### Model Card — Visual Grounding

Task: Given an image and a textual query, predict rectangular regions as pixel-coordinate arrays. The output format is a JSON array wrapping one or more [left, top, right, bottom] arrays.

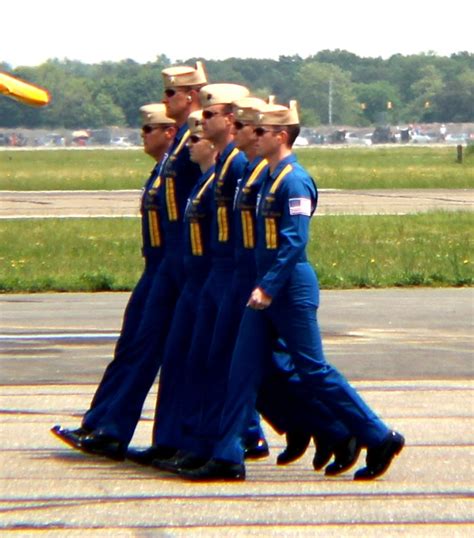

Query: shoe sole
[[245, 450, 270, 460], [81, 445, 126, 461], [182, 473, 246, 482], [325, 445, 362, 476], [50, 427, 83, 451], [354, 436, 405, 481], [312, 451, 333, 471]]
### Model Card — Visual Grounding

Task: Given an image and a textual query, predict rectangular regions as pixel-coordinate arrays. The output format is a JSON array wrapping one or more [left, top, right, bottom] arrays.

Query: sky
[[2, 0, 473, 68]]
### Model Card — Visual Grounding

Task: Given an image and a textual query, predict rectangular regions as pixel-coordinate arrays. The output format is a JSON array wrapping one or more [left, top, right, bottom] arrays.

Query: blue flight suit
[[195, 157, 350, 448], [185, 157, 269, 451], [152, 166, 215, 449], [84, 125, 202, 445], [83, 159, 166, 431], [213, 154, 390, 465], [178, 142, 262, 455]]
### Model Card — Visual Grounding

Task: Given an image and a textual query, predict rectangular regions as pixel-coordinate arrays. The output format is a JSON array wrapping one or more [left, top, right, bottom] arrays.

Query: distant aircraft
[[0, 71, 50, 107]]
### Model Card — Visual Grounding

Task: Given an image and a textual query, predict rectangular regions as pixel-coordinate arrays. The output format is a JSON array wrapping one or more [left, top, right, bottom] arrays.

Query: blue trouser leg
[[268, 264, 388, 448], [84, 252, 185, 445], [152, 274, 206, 449], [257, 351, 351, 443], [187, 270, 266, 453], [83, 258, 160, 430], [178, 267, 232, 455], [214, 264, 389, 464], [213, 307, 270, 464]]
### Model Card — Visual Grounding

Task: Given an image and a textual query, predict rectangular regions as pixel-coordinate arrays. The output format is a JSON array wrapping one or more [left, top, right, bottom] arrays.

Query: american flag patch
[[289, 197, 311, 216]]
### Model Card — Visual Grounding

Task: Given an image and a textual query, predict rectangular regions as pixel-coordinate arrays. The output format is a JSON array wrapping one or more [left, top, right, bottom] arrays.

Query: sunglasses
[[202, 109, 226, 120], [189, 135, 201, 144], [254, 127, 282, 137], [164, 88, 182, 98], [233, 121, 248, 130], [142, 124, 163, 134]]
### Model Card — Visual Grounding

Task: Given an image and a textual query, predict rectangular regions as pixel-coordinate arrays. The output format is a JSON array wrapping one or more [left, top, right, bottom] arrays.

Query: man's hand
[[247, 287, 272, 310]]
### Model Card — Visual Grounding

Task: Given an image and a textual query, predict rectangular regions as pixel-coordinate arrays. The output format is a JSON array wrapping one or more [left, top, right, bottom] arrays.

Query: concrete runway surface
[[0, 289, 473, 536], [1, 189, 473, 218]]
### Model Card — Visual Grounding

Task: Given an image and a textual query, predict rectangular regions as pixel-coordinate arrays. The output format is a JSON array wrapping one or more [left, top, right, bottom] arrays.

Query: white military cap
[[256, 100, 299, 126], [232, 96, 273, 123], [187, 110, 204, 135], [162, 61, 207, 88], [200, 83, 249, 107], [139, 103, 175, 125]]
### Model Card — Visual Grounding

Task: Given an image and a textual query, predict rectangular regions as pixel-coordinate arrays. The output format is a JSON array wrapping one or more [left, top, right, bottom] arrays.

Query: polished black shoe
[[354, 430, 405, 481], [277, 431, 311, 465], [80, 432, 126, 461], [325, 436, 361, 476], [50, 425, 90, 450], [155, 451, 208, 473], [244, 437, 270, 460], [179, 458, 246, 482], [312, 437, 334, 471], [127, 446, 170, 466], [129, 444, 177, 465]]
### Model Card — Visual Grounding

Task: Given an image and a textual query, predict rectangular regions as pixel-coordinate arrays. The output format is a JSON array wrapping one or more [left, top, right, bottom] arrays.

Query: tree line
[[1, 50, 472, 129]]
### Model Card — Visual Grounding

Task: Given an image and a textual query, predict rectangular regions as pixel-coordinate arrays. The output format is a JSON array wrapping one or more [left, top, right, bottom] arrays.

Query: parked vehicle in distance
[[346, 132, 372, 146], [445, 133, 470, 144], [110, 136, 133, 147], [409, 132, 433, 143], [294, 135, 309, 147], [371, 126, 397, 144]]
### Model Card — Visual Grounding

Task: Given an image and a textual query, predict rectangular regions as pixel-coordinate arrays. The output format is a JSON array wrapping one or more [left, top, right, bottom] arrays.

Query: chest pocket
[[262, 164, 292, 250]]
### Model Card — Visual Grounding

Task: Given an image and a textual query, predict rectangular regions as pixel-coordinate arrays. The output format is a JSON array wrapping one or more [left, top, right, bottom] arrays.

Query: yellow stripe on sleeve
[[148, 211, 161, 247], [218, 206, 229, 242], [166, 178, 178, 221], [265, 218, 278, 249]]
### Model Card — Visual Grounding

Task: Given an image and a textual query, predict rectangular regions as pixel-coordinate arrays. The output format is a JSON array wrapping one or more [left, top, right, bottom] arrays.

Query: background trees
[[1, 51, 472, 128]]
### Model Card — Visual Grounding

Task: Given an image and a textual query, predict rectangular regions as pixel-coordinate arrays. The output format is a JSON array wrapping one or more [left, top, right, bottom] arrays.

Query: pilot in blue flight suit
[[51, 103, 177, 455], [128, 111, 217, 465], [182, 101, 405, 482], [52, 64, 208, 460], [149, 84, 270, 470], [163, 97, 354, 475]]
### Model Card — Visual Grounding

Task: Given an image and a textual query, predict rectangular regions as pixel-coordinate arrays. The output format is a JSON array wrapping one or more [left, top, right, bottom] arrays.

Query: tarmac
[[0, 189, 473, 218], [1, 289, 473, 536]]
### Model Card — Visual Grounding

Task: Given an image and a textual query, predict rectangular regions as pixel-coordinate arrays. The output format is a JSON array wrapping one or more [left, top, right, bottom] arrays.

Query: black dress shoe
[[244, 437, 270, 460], [325, 436, 361, 476], [354, 430, 405, 481], [179, 458, 246, 482], [50, 425, 90, 450], [128, 444, 177, 466], [152, 449, 188, 471], [312, 437, 334, 471], [277, 431, 311, 465], [127, 446, 165, 466], [80, 432, 126, 461], [155, 451, 207, 473]]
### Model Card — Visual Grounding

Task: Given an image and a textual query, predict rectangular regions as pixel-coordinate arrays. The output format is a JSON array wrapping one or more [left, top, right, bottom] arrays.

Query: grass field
[[0, 212, 471, 292], [1, 146, 473, 190]]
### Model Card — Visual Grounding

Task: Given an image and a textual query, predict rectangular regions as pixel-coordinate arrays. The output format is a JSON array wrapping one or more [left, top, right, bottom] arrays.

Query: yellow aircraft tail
[[0, 72, 50, 107]]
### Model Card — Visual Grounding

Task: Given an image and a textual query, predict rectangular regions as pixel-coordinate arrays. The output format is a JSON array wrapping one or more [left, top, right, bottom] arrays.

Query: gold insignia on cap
[[139, 103, 175, 126], [255, 100, 299, 126], [162, 61, 208, 89], [199, 83, 250, 107]]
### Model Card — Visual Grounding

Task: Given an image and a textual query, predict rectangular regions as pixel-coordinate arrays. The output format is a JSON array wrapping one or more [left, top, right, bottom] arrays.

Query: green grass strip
[[0, 212, 471, 292], [2, 146, 473, 190]]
